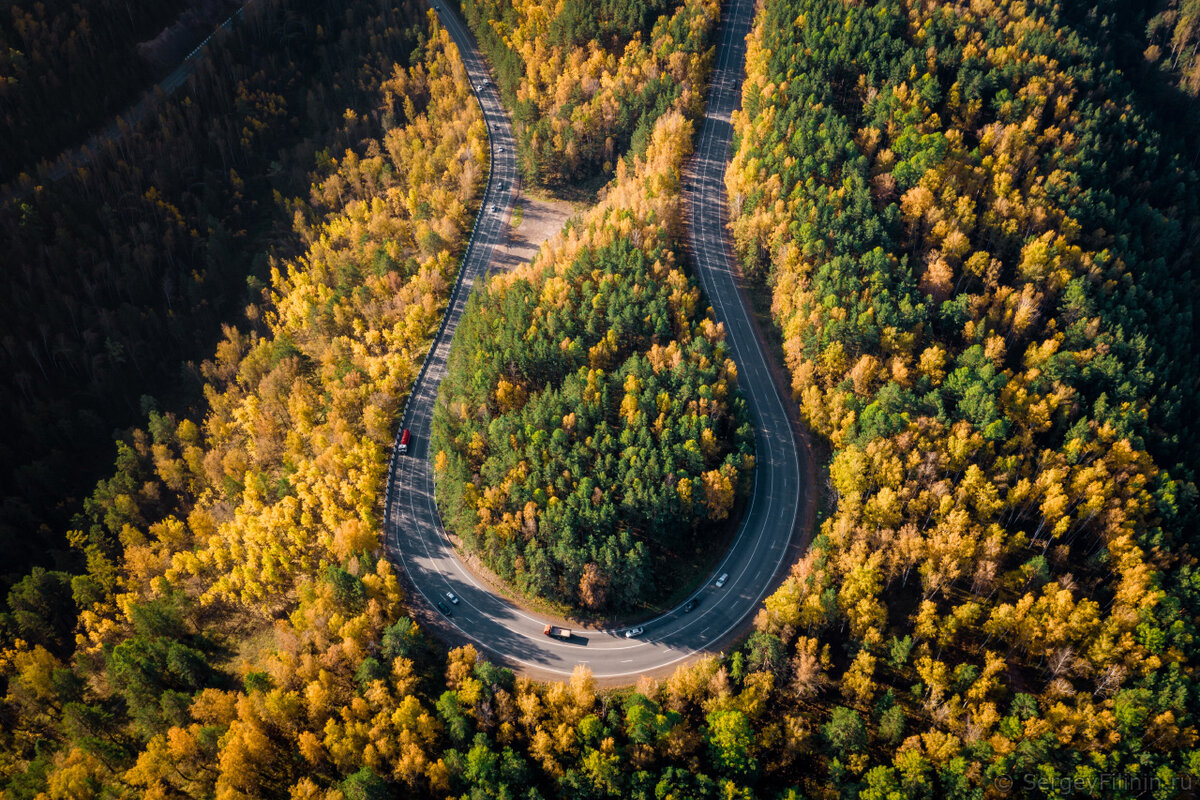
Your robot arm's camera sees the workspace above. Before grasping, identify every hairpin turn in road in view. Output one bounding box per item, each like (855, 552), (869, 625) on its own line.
(384, 0), (811, 681)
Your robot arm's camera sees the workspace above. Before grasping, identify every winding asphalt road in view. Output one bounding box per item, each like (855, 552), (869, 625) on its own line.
(385, 0), (805, 681)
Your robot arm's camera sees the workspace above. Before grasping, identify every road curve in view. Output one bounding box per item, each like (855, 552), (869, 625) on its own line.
(385, 0), (805, 681)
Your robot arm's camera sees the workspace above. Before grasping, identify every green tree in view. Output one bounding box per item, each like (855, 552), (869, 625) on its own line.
(705, 709), (757, 777)
(4, 568), (76, 655)
(822, 707), (866, 758)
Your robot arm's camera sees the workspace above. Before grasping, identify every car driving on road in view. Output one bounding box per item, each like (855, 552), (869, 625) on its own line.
(715, 573), (729, 588)
(446, 591), (459, 605)
(624, 627), (644, 638)
(683, 598), (697, 613)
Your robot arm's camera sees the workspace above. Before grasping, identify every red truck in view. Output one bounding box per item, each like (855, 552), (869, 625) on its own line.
(398, 428), (411, 455)
(543, 625), (571, 640)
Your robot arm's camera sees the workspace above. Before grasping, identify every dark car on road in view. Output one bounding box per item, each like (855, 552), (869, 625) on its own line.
(683, 598), (697, 613)
(436, 601), (452, 617)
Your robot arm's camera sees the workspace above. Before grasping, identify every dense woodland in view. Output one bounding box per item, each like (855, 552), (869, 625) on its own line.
(2, 0), (1200, 797)
(724, 0), (1200, 793)
(460, 0), (718, 188)
(432, 115), (751, 611)
(0, 0), (203, 181)
(0, 0), (429, 587)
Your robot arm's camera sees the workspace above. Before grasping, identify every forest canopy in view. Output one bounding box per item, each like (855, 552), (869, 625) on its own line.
(724, 0), (1200, 792)
(432, 115), (751, 611)
(1, 0), (1199, 798)
(460, 0), (718, 188)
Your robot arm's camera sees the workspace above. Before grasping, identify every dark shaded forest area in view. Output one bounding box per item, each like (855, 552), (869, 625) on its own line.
(0, 0), (241, 183)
